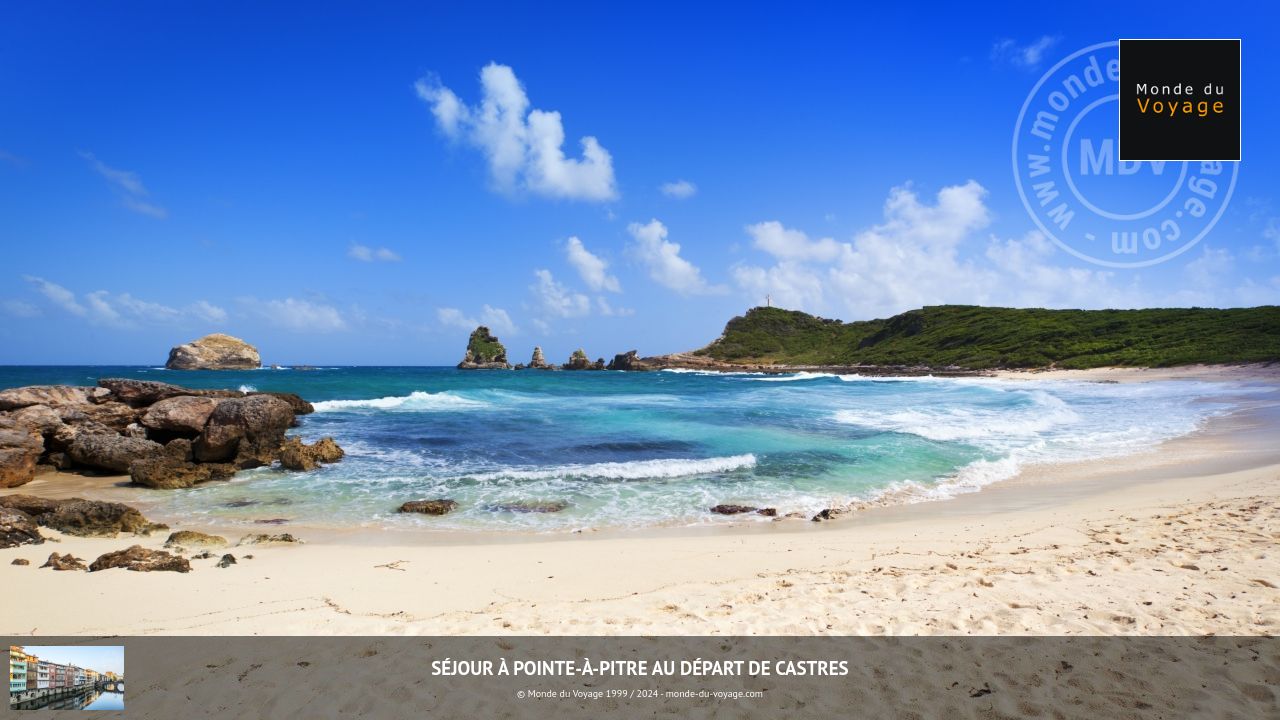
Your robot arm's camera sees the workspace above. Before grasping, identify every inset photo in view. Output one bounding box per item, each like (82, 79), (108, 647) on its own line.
(9, 646), (124, 711)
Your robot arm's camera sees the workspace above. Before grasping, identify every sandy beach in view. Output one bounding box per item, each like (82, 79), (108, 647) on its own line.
(3, 366), (1278, 637)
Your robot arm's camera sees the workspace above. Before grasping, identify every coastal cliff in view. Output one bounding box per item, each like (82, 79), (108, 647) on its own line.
(457, 327), (512, 369)
(165, 334), (261, 370)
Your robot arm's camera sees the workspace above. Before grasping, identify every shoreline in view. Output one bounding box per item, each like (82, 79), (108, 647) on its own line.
(2, 366), (1278, 635)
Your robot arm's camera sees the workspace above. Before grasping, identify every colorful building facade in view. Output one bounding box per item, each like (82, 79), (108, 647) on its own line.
(8, 646), (26, 694)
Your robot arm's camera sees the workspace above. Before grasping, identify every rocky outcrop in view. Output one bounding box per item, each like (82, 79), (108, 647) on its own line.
(0, 495), (62, 516)
(0, 385), (110, 411)
(129, 456), (237, 489)
(68, 433), (163, 472)
(278, 436), (344, 471)
(606, 350), (653, 371)
(528, 346), (552, 369)
(193, 395), (295, 467)
(141, 396), (221, 435)
(165, 530), (227, 548)
(0, 507), (43, 548)
(398, 499), (458, 515)
(90, 545), (191, 573)
(485, 500), (569, 513)
(457, 326), (512, 369)
(250, 391), (314, 417)
(165, 333), (261, 370)
(42, 552), (87, 571)
(97, 378), (241, 407)
(0, 421), (44, 488)
(563, 349), (592, 370)
(217, 553), (237, 568)
(39, 498), (166, 537)
(237, 533), (299, 545)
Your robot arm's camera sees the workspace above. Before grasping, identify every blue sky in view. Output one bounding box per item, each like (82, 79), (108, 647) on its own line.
(1, 2), (1276, 365)
(13, 645), (124, 675)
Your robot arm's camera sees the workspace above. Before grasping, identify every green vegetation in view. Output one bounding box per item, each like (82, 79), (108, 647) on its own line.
(464, 326), (508, 364)
(694, 305), (1280, 369)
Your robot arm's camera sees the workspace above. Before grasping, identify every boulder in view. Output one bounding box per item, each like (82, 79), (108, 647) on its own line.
(39, 498), (164, 537)
(528, 346), (552, 369)
(563, 349), (592, 370)
(97, 378), (242, 407)
(278, 436), (344, 471)
(237, 533), (299, 545)
(710, 504), (759, 515)
(89, 545), (191, 573)
(193, 395), (295, 467)
(8, 404), (65, 435)
(810, 508), (844, 522)
(129, 456), (236, 489)
(484, 500), (569, 514)
(0, 424), (44, 488)
(11, 558), (29, 565)
(0, 494), (62, 516)
(217, 553), (237, 568)
(398, 499), (458, 515)
(68, 433), (163, 472)
(0, 507), (43, 548)
(606, 350), (651, 371)
(0, 385), (109, 411)
(248, 391), (314, 417)
(165, 333), (261, 370)
(55, 401), (142, 432)
(457, 326), (511, 369)
(164, 530), (227, 548)
(49, 419), (114, 453)
(41, 552), (87, 571)
(592, 358), (606, 370)
(141, 396), (221, 435)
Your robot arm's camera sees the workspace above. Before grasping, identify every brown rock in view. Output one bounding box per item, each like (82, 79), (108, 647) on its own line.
(248, 392), (314, 417)
(141, 396), (221, 435)
(0, 494), (62, 516)
(89, 545), (191, 573)
(237, 533), (299, 545)
(164, 530), (227, 548)
(165, 334), (261, 370)
(0, 424), (44, 488)
(9, 404), (64, 434)
(485, 500), (569, 514)
(811, 508), (844, 522)
(97, 378), (241, 407)
(0, 385), (109, 411)
(11, 558), (29, 565)
(217, 553), (237, 568)
(56, 401), (142, 432)
(398, 499), (458, 515)
(41, 552), (87, 571)
(0, 507), (43, 548)
(39, 498), (163, 537)
(193, 395), (294, 467)
(710, 504), (758, 515)
(278, 436), (344, 471)
(68, 432), (163, 472)
(129, 456), (236, 489)
(606, 350), (651, 371)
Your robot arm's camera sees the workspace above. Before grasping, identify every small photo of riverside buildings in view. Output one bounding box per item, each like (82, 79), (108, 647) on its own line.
(9, 645), (125, 711)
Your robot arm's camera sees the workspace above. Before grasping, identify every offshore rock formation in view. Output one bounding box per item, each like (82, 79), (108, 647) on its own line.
(457, 326), (512, 369)
(606, 350), (654, 371)
(528, 346), (552, 369)
(563, 349), (593, 370)
(165, 333), (261, 370)
(0, 378), (338, 489)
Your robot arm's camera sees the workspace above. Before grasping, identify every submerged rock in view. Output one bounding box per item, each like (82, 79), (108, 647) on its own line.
(42, 552), (87, 571)
(0, 507), (43, 548)
(164, 530), (227, 548)
(458, 326), (511, 369)
(90, 545), (192, 573)
(278, 436), (345, 471)
(710, 504), (776, 515)
(485, 500), (569, 514)
(165, 333), (261, 370)
(398, 499), (458, 515)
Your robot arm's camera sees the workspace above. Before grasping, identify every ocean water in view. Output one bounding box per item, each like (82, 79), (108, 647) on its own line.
(0, 366), (1256, 532)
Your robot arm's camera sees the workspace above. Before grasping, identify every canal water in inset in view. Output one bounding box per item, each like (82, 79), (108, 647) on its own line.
(13, 689), (124, 711)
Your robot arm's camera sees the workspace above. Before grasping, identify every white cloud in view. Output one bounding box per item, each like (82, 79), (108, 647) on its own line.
(564, 236), (620, 292)
(348, 243), (402, 262)
(627, 219), (724, 296)
(530, 269), (591, 318)
(745, 221), (842, 262)
(660, 180), (697, 199)
(991, 36), (1059, 68)
(1, 299), (40, 318)
(416, 63), (617, 201)
(595, 296), (634, 317)
(80, 151), (168, 218)
(436, 305), (518, 335)
(255, 298), (346, 333)
(21, 275), (227, 327)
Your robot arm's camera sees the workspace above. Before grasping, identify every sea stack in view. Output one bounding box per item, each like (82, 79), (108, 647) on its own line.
(528, 346), (552, 369)
(457, 326), (512, 369)
(165, 334), (261, 370)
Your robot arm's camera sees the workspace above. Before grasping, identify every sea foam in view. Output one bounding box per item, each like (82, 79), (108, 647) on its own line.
(312, 391), (487, 412)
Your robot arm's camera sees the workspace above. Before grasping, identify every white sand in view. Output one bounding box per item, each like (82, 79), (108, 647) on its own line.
(3, 366), (1278, 637)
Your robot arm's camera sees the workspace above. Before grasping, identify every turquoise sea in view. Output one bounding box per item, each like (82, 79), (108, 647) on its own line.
(0, 366), (1258, 532)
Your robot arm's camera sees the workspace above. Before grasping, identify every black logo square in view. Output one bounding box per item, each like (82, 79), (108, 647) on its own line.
(1119, 39), (1240, 161)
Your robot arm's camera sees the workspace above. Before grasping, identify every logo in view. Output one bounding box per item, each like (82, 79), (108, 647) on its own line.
(1013, 41), (1237, 268)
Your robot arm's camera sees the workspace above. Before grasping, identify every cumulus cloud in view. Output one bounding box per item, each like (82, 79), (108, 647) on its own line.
(745, 221), (842, 262)
(348, 243), (402, 262)
(564, 236), (620, 292)
(79, 151), (167, 218)
(436, 304), (518, 335)
(21, 275), (228, 327)
(660, 180), (697, 199)
(530, 269), (591, 318)
(991, 36), (1059, 68)
(416, 63), (617, 201)
(252, 298), (346, 333)
(627, 219), (724, 296)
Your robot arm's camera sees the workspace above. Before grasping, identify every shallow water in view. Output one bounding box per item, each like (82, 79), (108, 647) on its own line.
(0, 366), (1259, 532)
